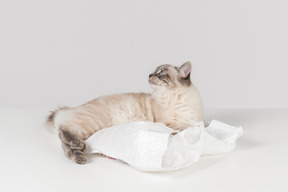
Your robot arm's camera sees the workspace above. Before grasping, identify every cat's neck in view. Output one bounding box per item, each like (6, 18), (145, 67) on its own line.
(151, 86), (196, 105)
(151, 85), (203, 129)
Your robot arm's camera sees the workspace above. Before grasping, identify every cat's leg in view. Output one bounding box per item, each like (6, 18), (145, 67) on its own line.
(58, 129), (87, 164)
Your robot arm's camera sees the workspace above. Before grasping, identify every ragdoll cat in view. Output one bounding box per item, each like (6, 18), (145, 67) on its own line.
(47, 61), (203, 164)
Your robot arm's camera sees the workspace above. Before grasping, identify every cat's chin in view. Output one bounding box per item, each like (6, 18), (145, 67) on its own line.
(150, 84), (170, 91)
(149, 79), (162, 87)
(149, 83), (161, 89)
(149, 80), (158, 86)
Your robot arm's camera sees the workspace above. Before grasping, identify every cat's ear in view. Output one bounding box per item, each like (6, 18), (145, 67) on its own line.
(178, 61), (191, 79)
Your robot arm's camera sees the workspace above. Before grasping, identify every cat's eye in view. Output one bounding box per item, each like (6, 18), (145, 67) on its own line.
(160, 71), (165, 76)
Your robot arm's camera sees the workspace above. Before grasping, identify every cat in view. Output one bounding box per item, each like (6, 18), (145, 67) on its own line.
(47, 61), (203, 164)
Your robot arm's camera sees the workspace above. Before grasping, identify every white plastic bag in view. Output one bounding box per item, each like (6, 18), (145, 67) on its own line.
(85, 120), (243, 172)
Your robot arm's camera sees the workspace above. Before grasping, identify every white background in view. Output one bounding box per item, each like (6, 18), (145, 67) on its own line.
(1, 0), (287, 108)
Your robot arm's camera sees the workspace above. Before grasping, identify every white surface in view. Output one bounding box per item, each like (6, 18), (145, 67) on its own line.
(1, 0), (288, 108)
(0, 108), (287, 192)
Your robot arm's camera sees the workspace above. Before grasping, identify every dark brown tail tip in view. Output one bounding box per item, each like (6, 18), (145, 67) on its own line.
(47, 111), (56, 124)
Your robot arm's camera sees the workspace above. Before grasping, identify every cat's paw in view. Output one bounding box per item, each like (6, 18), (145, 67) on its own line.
(73, 151), (87, 164)
(70, 141), (86, 151)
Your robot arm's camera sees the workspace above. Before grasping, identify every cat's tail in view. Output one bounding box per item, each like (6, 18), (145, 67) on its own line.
(46, 109), (58, 134)
(46, 107), (70, 134)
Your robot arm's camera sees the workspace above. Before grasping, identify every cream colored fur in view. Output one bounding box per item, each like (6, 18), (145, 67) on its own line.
(54, 93), (154, 139)
(50, 62), (203, 141)
(151, 86), (203, 130)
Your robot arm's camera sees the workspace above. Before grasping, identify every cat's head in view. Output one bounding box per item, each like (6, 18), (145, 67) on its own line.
(149, 61), (192, 89)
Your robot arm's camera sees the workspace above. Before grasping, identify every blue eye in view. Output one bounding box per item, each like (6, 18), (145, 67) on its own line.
(160, 71), (165, 76)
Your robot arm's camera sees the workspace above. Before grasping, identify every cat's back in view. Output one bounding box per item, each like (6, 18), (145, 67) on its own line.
(80, 92), (154, 127)
(52, 93), (154, 139)
(86, 93), (152, 113)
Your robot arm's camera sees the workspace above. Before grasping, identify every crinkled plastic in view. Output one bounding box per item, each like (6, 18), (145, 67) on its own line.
(85, 120), (243, 172)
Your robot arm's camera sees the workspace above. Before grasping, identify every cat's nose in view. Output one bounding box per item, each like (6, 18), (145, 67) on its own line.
(149, 73), (154, 78)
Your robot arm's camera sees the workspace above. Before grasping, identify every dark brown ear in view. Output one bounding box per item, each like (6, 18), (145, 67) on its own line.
(178, 61), (191, 79)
